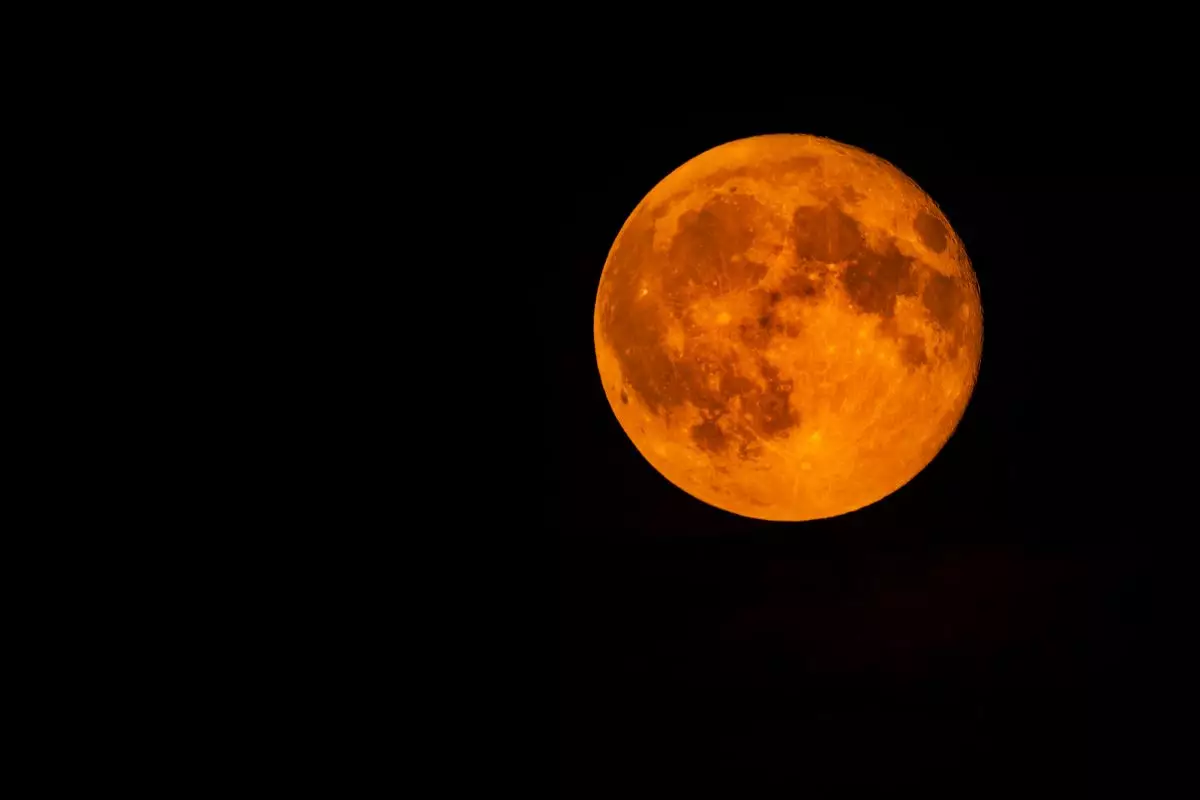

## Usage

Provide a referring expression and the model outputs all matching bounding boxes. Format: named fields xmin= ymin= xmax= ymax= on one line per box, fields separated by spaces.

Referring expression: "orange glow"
xmin=594 ymin=135 xmax=982 ymax=521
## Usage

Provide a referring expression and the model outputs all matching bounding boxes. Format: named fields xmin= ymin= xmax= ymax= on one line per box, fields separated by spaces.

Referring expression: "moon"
xmin=594 ymin=134 xmax=982 ymax=522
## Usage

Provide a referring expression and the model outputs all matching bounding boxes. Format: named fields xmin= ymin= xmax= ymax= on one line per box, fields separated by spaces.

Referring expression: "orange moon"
xmin=594 ymin=134 xmax=982 ymax=521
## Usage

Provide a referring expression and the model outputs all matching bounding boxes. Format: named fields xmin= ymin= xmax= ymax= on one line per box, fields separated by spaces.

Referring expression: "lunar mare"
xmin=594 ymin=134 xmax=982 ymax=522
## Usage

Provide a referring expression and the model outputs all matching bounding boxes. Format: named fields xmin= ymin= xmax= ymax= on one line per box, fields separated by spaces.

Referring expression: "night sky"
xmin=547 ymin=102 xmax=1177 ymax=796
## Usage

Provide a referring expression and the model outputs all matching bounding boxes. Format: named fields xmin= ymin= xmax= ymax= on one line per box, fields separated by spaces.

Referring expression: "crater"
xmin=914 ymin=210 xmax=949 ymax=254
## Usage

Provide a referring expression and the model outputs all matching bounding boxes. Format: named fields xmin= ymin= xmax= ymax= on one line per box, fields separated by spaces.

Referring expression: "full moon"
xmin=594 ymin=134 xmax=982 ymax=521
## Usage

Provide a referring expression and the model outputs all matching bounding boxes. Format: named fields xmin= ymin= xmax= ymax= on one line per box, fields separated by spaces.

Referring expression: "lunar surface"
xmin=594 ymin=134 xmax=982 ymax=521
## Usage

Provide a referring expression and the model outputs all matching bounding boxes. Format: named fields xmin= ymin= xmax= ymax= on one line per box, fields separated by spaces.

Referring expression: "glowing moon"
xmin=594 ymin=134 xmax=982 ymax=521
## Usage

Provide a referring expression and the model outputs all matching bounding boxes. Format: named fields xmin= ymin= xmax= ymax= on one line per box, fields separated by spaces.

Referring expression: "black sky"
xmin=547 ymin=101 xmax=1181 ymax=796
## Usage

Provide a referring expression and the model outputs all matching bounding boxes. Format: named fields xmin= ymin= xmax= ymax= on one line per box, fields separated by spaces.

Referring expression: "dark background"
xmin=547 ymin=101 xmax=1178 ymax=796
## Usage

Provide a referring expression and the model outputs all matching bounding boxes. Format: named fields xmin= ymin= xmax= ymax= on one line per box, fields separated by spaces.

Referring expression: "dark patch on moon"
xmin=738 ymin=317 xmax=772 ymax=350
xmin=676 ymin=357 xmax=727 ymax=413
xmin=899 ymin=334 xmax=928 ymax=368
xmin=777 ymin=156 xmax=821 ymax=174
xmin=914 ymin=210 xmax=949 ymax=254
xmin=720 ymin=370 xmax=756 ymax=397
xmin=701 ymin=165 xmax=753 ymax=188
xmin=792 ymin=203 xmax=865 ymax=263
xmin=680 ymin=355 xmax=800 ymax=454
xmin=842 ymin=185 xmax=866 ymax=204
xmin=780 ymin=267 xmax=829 ymax=302
xmin=665 ymin=193 xmax=769 ymax=300
xmin=752 ymin=379 xmax=797 ymax=437
xmin=690 ymin=417 xmax=728 ymax=454
xmin=922 ymin=271 xmax=968 ymax=358
xmin=922 ymin=272 xmax=963 ymax=331
xmin=601 ymin=224 xmax=683 ymax=414
xmin=841 ymin=240 xmax=917 ymax=318
xmin=600 ymin=201 xmax=780 ymax=417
